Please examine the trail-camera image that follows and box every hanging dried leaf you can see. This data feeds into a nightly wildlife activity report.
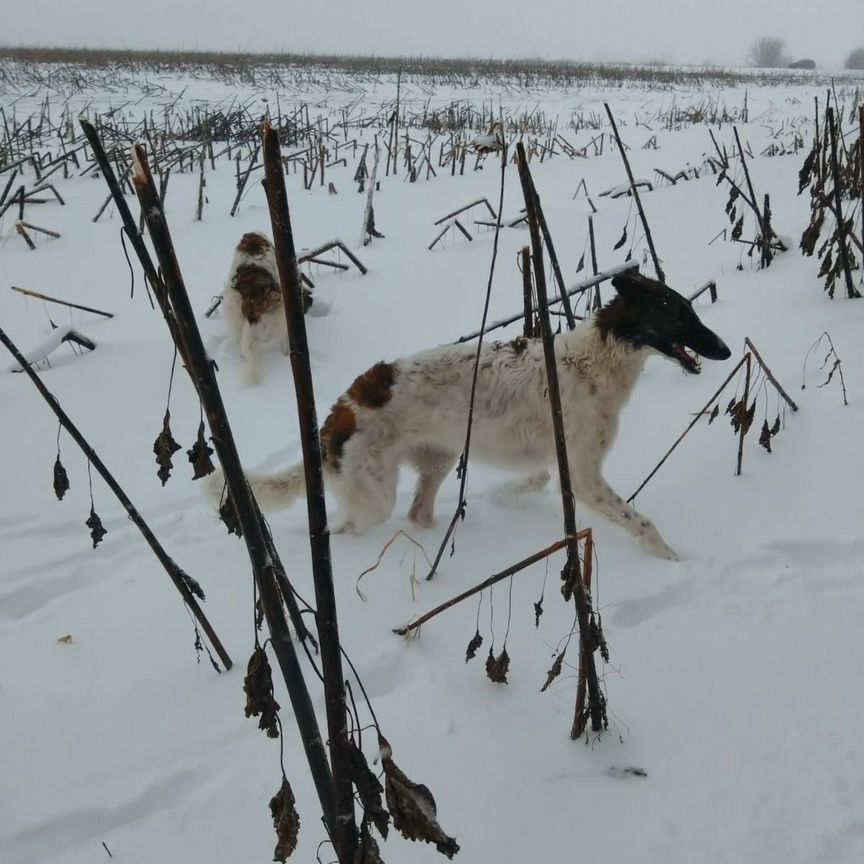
[354,822,385,864]
[219,493,243,537]
[817,248,833,279]
[485,646,510,684]
[187,420,215,480]
[770,415,781,436]
[725,185,739,213]
[533,596,543,627]
[465,629,483,663]
[731,215,744,241]
[742,401,757,437]
[178,567,205,600]
[575,252,585,274]
[53,454,70,500]
[86,506,107,548]
[727,204,737,225]
[269,777,300,862]
[243,646,280,738]
[613,225,628,250]
[798,145,818,194]
[596,613,610,663]
[819,358,842,389]
[798,208,825,257]
[379,735,459,859]
[727,398,749,433]
[540,650,565,692]
[708,404,719,424]
[153,410,182,486]
[758,419,772,453]
[346,741,389,838]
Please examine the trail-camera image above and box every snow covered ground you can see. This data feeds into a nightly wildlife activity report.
[1,65,863,864]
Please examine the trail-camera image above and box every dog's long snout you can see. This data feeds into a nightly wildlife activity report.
[689,324,732,361]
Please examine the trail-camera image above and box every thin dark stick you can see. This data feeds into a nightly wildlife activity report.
[0,325,232,672]
[15,222,35,249]
[262,121,357,864]
[532,177,576,328]
[744,338,799,411]
[628,354,749,503]
[79,120,168,313]
[11,286,114,318]
[0,167,17,208]
[454,262,638,344]
[588,215,601,310]
[570,529,594,739]
[298,240,367,275]
[859,105,864,262]
[229,145,260,217]
[196,147,205,222]
[732,126,771,268]
[604,103,665,282]
[129,144,337,836]
[425,141,508,581]
[735,353,752,477]
[516,141,605,735]
[394,537,575,635]
[520,246,535,338]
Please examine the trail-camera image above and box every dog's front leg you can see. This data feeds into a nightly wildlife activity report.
[573,473,678,560]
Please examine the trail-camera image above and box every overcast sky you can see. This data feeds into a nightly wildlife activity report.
[3,1,861,67]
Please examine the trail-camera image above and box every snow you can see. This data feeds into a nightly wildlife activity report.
[2,65,864,864]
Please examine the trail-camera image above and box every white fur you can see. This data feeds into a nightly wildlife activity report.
[240,322,680,559]
[220,241,289,386]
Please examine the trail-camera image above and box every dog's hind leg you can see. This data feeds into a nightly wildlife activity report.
[573,473,678,560]
[407,446,458,528]
[333,449,399,534]
[239,320,262,386]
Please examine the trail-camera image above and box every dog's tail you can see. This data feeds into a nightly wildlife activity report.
[206,463,307,511]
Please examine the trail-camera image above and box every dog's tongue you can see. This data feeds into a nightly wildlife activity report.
[675,345,701,373]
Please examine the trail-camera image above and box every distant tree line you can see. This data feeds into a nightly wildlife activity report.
[747,37,864,70]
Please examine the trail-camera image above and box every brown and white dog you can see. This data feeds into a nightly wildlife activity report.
[231,272,731,558]
[220,232,312,385]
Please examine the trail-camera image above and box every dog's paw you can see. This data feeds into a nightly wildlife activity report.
[408,511,435,529]
[242,365,262,387]
[650,541,679,561]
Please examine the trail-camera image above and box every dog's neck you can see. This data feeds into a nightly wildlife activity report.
[557,320,650,400]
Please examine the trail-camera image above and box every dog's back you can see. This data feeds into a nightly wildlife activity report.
[227,233,282,323]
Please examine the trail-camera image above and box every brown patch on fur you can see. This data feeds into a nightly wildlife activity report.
[347,362,396,409]
[593,297,625,342]
[232,263,281,323]
[508,336,529,354]
[320,400,356,470]
[237,232,273,256]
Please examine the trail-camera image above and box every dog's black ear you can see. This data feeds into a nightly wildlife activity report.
[611,272,644,295]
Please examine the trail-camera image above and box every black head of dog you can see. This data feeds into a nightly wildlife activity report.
[595,271,731,374]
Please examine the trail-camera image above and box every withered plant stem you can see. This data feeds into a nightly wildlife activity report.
[128,143,337,836]
[628,354,750,503]
[262,121,358,864]
[517,141,605,735]
[826,107,860,299]
[425,140,509,581]
[394,536,579,635]
[604,103,665,282]
[0,325,232,672]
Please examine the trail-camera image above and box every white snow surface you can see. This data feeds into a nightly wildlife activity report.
[2,70,864,864]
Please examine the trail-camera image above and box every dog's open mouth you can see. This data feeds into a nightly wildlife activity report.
[669,344,701,374]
